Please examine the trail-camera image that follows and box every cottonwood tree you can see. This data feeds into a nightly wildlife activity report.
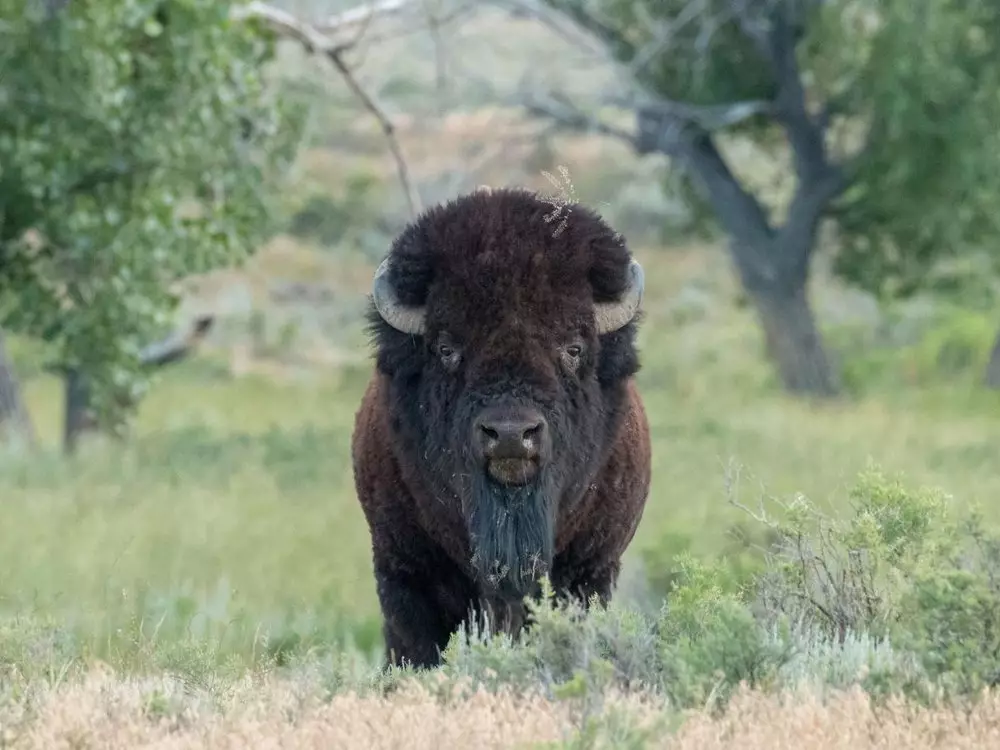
[0,0,307,448]
[0,0,454,451]
[503,0,1000,398]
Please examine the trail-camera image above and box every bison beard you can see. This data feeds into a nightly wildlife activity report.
[465,469,556,605]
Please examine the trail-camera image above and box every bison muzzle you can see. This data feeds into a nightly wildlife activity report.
[352,187,652,669]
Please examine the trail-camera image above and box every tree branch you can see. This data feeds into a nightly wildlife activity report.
[648,117,778,281]
[730,1,848,273]
[514,89,639,146]
[485,0,618,59]
[232,1,422,218]
[314,0,418,34]
[514,82,780,283]
[137,314,215,367]
[616,94,775,132]
[765,7,828,183]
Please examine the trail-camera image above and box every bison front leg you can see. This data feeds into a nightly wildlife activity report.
[552,559,620,610]
[375,567,454,670]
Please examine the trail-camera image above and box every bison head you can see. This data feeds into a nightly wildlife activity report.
[368,188,643,602]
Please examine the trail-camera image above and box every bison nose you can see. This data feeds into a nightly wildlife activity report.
[475,413,546,460]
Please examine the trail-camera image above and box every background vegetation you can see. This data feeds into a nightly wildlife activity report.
[3,0,1000,745]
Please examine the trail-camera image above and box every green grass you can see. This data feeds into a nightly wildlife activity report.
[3,241,1000,680]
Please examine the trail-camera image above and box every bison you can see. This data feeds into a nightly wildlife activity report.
[351,187,652,669]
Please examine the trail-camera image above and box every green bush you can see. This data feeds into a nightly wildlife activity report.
[836,305,996,395]
[655,555,789,710]
[429,465,1000,712]
[890,507,1000,695]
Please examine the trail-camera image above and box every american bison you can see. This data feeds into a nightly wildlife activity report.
[351,187,652,669]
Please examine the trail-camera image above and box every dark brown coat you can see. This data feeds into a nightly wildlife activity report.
[352,187,652,669]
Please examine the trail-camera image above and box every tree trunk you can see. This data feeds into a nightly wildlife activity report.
[984,327,1000,389]
[747,281,840,397]
[62,368,95,456]
[0,329,36,450]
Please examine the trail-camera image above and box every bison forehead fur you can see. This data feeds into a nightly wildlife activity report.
[351,187,652,670]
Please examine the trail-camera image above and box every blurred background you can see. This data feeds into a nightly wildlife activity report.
[2,0,999,670]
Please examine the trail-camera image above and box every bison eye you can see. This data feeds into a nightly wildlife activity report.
[437,342,462,370]
[560,342,584,371]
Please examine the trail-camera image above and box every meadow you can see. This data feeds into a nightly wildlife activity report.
[4,230,1000,745]
[5,2,1000,744]
[5,235,1000,668]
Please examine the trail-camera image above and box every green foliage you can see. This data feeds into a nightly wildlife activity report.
[655,556,790,710]
[891,509,1000,695]
[831,0,1000,299]
[748,467,950,643]
[0,0,306,429]
[6,254,1000,714]
[742,466,1000,701]
[434,466,1000,711]
[546,0,1000,305]
[548,0,778,117]
[836,306,995,394]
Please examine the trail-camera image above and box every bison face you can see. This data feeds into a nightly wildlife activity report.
[367,189,644,603]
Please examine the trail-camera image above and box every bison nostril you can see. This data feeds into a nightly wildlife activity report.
[522,422,543,443]
[475,414,547,463]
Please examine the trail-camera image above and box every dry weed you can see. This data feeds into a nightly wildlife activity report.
[667,684,1000,749]
[2,669,999,749]
[3,670,578,749]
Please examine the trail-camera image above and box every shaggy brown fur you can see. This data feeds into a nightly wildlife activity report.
[352,187,652,669]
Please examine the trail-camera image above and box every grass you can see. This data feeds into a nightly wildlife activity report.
[4,230,1000,745]
[3,238,1000,666]
[6,670,1000,748]
[3,248,1000,745]
[5,7,1000,738]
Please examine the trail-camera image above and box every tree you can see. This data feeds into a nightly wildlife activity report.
[502,0,1000,398]
[0,0,306,437]
[0,331,35,451]
[0,0,474,451]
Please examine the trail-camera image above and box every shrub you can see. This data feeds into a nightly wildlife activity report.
[738,464,1000,702]
[655,554,790,710]
[890,507,1000,696]
[743,465,950,644]
[432,465,1000,712]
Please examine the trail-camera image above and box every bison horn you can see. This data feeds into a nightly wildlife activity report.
[594,258,644,335]
[372,258,427,335]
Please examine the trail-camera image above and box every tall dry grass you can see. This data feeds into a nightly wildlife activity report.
[4,669,999,749]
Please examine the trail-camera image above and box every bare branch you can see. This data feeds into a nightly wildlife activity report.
[419,0,451,114]
[539,0,635,55]
[513,88,639,147]
[484,0,613,59]
[626,0,704,79]
[232,1,423,217]
[315,0,418,33]
[612,94,775,132]
[138,314,215,367]
[232,2,345,54]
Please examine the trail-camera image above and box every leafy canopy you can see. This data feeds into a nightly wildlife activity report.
[546,0,1000,299]
[0,0,305,427]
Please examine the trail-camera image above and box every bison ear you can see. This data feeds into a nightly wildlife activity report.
[372,258,428,335]
[593,258,644,335]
